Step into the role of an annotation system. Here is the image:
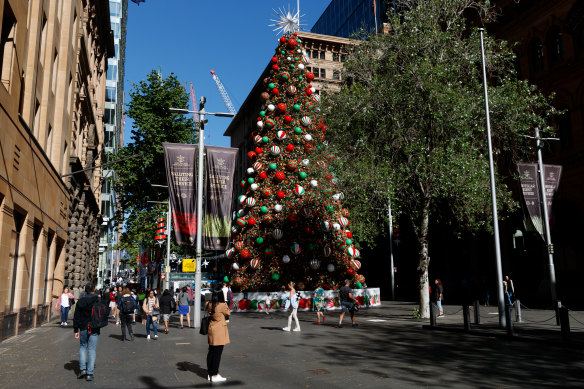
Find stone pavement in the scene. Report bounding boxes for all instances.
[0,301,583,389]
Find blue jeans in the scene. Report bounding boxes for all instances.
[146,315,158,336]
[79,330,98,375]
[61,306,71,323]
[436,300,443,314]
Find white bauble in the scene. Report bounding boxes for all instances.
[282,255,291,264]
[274,204,283,213]
[302,159,310,166]
[304,134,312,141]
[327,264,335,272]
[297,49,302,53]
[257,121,264,129]
[232,262,240,271]
[310,87,316,93]
[247,167,255,175]
[250,183,258,191]
[310,180,318,188]
[298,64,305,70]
[333,223,341,231]
[332,194,340,201]
[268,104,275,111]
[287,56,292,61]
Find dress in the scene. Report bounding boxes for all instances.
[313,287,325,312]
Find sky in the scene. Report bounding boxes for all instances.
[123,0,332,148]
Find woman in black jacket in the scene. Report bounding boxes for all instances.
[159,289,174,334]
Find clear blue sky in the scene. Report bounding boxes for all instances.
[123,0,332,148]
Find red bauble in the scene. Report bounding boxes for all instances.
[262,189,272,197]
[255,147,263,154]
[277,103,287,113]
[271,56,278,63]
[240,249,251,259]
[274,171,286,182]
[286,144,294,152]
[272,88,279,95]
[346,231,353,238]
[347,268,356,276]
[259,172,267,180]
[247,151,257,160]
[248,218,256,226]
[272,64,279,71]
[288,213,298,223]
[305,227,311,234]
[306,72,315,81]
[287,38,298,48]
[305,88,313,96]
[276,190,286,199]
[283,115,292,124]
[280,36,287,44]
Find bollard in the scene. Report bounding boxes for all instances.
[473,300,480,325]
[429,301,436,327]
[559,304,570,341]
[515,299,522,323]
[463,305,471,331]
[505,303,514,336]
[555,300,561,326]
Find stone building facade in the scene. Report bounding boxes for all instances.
[0,0,113,341]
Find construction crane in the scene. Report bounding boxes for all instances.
[210,70,237,115]
[189,82,199,122]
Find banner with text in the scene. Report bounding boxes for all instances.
[203,146,238,250]
[163,143,198,246]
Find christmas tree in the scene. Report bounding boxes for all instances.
[226,32,364,291]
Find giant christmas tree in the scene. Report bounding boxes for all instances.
[226,32,364,291]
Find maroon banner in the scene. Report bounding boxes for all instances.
[203,146,238,250]
[163,143,197,246]
[518,163,542,235]
[542,164,562,226]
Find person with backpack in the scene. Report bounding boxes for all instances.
[117,287,136,341]
[73,282,107,382]
[159,289,174,334]
[142,290,160,339]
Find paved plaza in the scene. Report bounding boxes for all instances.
[0,301,583,388]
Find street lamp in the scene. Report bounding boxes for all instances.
[147,189,172,292]
[169,97,235,328]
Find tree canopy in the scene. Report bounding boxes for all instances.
[323,0,558,316]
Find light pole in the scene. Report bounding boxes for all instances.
[479,28,506,328]
[169,99,235,328]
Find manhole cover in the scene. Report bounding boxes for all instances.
[308,369,330,375]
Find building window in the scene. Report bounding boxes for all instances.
[333,70,340,80]
[312,67,319,78]
[39,14,47,63]
[33,99,40,137]
[312,50,318,59]
[29,223,42,307]
[9,211,25,312]
[341,54,347,63]
[0,3,17,90]
[51,50,58,94]
[111,21,120,39]
[333,53,339,61]
[547,28,564,63]
[104,108,115,125]
[106,63,117,81]
[46,125,53,160]
[320,68,326,78]
[106,86,116,102]
[528,38,545,72]
[320,51,325,59]
[109,1,122,18]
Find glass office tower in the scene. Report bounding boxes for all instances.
[311,0,391,38]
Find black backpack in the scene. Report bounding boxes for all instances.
[89,298,110,331]
[121,296,134,314]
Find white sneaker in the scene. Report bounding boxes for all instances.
[154,335,158,339]
[211,375,227,382]
[282,327,290,332]
[147,335,151,339]
[64,322,68,326]
[293,327,301,332]
[207,375,210,381]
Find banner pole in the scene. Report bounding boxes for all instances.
[194,98,206,328]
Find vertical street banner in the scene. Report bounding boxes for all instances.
[203,146,238,250]
[518,163,562,238]
[163,143,198,246]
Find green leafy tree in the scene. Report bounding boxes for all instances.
[112,70,196,261]
[323,0,557,317]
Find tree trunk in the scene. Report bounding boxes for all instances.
[417,199,431,318]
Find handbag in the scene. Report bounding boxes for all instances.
[199,310,210,335]
[151,308,160,316]
[69,298,75,306]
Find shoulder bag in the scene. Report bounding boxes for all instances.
[199,309,210,335]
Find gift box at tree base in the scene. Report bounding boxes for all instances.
[224,288,381,313]
[226,32,366,292]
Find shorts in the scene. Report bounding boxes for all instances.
[162,313,170,322]
[341,301,353,313]
[178,305,189,315]
[109,301,117,308]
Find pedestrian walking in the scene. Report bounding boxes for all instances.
[337,279,359,328]
[434,279,444,317]
[159,289,174,334]
[73,282,100,381]
[118,287,135,341]
[131,289,138,323]
[178,286,192,329]
[282,281,301,332]
[58,287,75,326]
[205,288,230,383]
[108,287,117,320]
[263,292,272,315]
[503,275,515,306]
[142,290,159,340]
[313,284,326,324]
[115,285,123,325]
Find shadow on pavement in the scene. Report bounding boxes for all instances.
[177,361,207,380]
[139,375,245,388]
[259,326,284,331]
[63,360,80,376]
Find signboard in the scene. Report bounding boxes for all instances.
[182,258,196,272]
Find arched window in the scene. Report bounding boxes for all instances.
[547,27,564,63]
[528,38,545,72]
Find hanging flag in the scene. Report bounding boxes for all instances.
[163,143,198,246]
[373,0,377,18]
[542,164,562,227]
[131,0,146,5]
[203,146,239,250]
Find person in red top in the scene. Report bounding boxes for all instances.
[108,287,118,320]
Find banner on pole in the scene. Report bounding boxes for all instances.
[203,146,239,250]
[163,143,198,246]
[542,164,562,226]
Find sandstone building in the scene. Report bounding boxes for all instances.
[0,0,113,341]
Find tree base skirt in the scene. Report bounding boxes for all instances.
[227,287,381,312]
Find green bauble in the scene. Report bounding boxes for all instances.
[298,171,307,179]
[247,177,255,184]
[256,237,264,244]
[293,104,301,111]
[346,239,353,245]
[326,205,334,212]
[355,282,363,289]
[272,273,280,281]
[260,206,269,213]
[268,83,275,89]
[269,163,277,170]
[294,127,302,134]
[299,76,303,80]
[262,136,269,143]
[223,276,229,283]
[259,110,266,117]
[289,64,295,68]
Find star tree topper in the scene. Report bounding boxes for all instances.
[269,2,304,35]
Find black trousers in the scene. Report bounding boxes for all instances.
[206,345,224,376]
[120,313,133,340]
